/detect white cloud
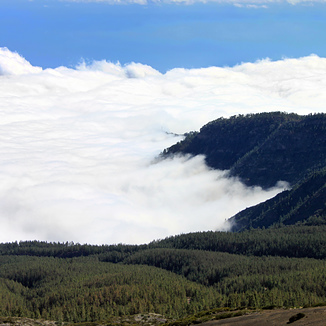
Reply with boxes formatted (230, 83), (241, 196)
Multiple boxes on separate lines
(0, 48), (42, 76)
(0, 47), (325, 244)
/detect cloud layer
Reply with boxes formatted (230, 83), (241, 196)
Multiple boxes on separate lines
(0, 47), (325, 244)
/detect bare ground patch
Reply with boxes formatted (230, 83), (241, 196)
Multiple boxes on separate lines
(198, 307), (326, 326)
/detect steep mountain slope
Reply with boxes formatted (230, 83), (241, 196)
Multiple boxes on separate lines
(164, 112), (299, 174)
(163, 112), (326, 230)
(163, 112), (326, 188)
(229, 168), (326, 231)
(231, 114), (326, 188)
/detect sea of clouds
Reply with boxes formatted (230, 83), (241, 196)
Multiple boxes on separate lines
(1, 47), (326, 245)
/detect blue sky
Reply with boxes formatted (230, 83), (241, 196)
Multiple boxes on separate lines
(1, 0), (326, 72)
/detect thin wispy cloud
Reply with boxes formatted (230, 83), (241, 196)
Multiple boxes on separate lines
(0, 47), (325, 245)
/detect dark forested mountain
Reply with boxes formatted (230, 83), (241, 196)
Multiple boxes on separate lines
(230, 168), (326, 231)
(163, 112), (326, 230)
(163, 112), (326, 188)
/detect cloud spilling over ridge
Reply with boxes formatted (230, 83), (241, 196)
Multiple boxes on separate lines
(0, 47), (325, 245)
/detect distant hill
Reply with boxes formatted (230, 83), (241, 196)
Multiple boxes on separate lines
(162, 112), (326, 230)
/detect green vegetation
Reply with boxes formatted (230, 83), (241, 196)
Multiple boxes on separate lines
(151, 225), (326, 259)
(1, 229), (326, 323)
(162, 112), (326, 231)
(230, 168), (326, 231)
(0, 253), (222, 321)
(163, 112), (326, 188)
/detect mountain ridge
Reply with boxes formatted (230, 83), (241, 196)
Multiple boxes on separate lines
(162, 112), (326, 230)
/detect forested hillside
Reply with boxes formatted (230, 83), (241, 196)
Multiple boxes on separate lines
(163, 112), (326, 230)
(229, 168), (326, 231)
(0, 254), (221, 322)
(163, 112), (326, 188)
(1, 231), (326, 324)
